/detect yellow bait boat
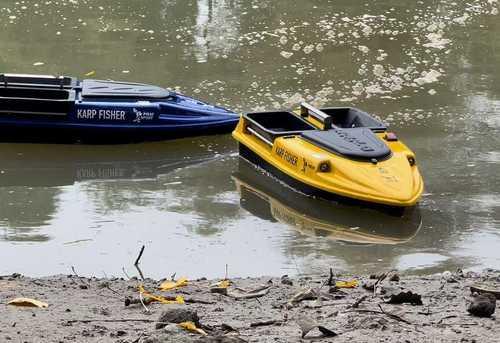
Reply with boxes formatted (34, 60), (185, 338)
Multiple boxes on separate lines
(232, 103), (424, 207)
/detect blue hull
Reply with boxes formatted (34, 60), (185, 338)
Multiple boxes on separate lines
(0, 116), (239, 143)
(0, 74), (239, 143)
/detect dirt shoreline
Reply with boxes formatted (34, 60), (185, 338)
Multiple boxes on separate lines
(1, 270), (498, 342)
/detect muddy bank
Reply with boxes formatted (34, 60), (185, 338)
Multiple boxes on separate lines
(1, 270), (498, 342)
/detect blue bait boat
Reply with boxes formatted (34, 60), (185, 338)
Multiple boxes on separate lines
(0, 73), (238, 143)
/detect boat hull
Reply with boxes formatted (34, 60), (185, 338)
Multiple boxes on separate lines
(0, 116), (237, 143)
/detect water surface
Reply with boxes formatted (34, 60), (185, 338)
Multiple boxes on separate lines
(1, 0), (499, 278)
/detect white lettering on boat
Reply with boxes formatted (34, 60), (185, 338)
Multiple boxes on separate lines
(98, 110), (126, 120)
(77, 109), (97, 119)
(76, 109), (126, 121)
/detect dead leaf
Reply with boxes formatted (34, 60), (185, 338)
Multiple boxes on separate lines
(178, 321), (207, 335)
(210, 279), (232, 295)
(219, 280), (231, 288)
(335, 280), (358, 288)
(159, 277), (188, 291)
(210, 279), (231, 288)
(138, 285), (184, 305)
(7, 297), (48, 308)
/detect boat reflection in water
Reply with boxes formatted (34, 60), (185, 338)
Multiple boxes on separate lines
(233, 159), (422, 245)
(0, 137), (233, 241)
(0, 138), (232, 187)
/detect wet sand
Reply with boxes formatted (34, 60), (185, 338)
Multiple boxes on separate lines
(1, 270), (498, 342)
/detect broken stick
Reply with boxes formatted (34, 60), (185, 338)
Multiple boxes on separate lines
(134, 245), (145, 266)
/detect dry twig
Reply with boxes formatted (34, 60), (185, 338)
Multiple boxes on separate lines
(134, 245), (146, 281)
(134, 245), (145, 266)
(250, 319), (279, 327)
(71, 266), (91, 288)
(349, 295), (368, 309)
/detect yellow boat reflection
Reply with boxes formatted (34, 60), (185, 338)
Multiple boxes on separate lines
(233, 159), (422, 245)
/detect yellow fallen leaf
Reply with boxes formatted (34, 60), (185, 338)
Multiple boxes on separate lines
(84, 70), (96, 77)
(159, 277), (188, 291)
(7, 297), (48, 308)
(138, 285), (184, 305)
(335, 280), (358, 288)
(218, 279), (231, 288)
(178, 321), (207, 335)
(209, 279), (231, 290)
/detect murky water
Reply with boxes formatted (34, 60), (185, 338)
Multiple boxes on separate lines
(1, 0), (499, 278)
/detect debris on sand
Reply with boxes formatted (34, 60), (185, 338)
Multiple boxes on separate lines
(470, 284), (500, 299)
(156, 308), (200, 329)
(159, 277), (189, 291)
(197, 336), (248, 342)
(2, 271), (500, 342)
(295, 314), (336, 338)
(178, 321), (207, 335)
(7, 297), (48, 308)
(385, 291), (423, 305)
(280, 275), (293, 286)
(467, 293), (496, 317)
(227, 284), (271, 300)
(287, 287), (319, 308)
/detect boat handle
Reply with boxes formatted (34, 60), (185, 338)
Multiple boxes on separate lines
(300, 102), (332, 130)
(246, 126), (273, 147)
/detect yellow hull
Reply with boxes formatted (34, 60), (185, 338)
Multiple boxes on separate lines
(232, 111), (424, 207)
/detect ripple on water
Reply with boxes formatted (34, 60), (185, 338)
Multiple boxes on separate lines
(477, 151), (500, 163)
(467, 194), (500, 213)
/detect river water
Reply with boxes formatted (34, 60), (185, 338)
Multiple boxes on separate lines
(0, 0), (499, 279)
